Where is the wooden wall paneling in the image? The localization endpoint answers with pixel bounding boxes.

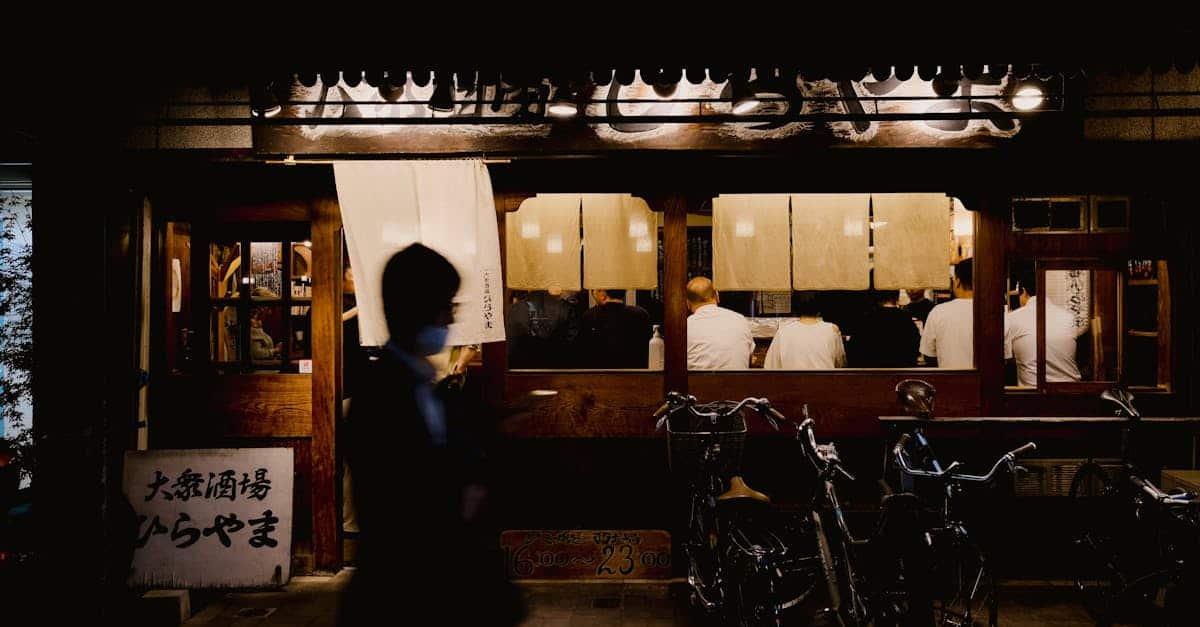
[210,374,313,438]
[500,373,666,437]
[974,197,1007,414]
[213,200,312,223]
[310,196,342,571]
[689,372,982,439]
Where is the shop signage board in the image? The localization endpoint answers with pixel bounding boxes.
[500,529,672,579]
[123,448,293,588]
[255,72,1023,155]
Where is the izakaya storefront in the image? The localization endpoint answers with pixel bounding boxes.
[127,62,1200,580]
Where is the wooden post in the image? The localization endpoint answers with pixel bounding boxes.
[662,193,689,394]
[974,195,1007,415]
[310,196,342,571]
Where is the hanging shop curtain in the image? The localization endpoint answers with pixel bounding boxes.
[712,194,791,290]
[582,194,659,289]
[334,160,505,347]
[872,193,952,290]
[505,194,582,291]
[790,194,870,290]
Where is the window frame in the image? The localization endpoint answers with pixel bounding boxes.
[202,222,312,374]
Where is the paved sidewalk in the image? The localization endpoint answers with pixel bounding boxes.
[182,571,1100,626]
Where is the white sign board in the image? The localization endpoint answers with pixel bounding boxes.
[123,448,294,588]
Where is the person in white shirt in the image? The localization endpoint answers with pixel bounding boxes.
[685,277,754,370]
[1004,268,1083,386]
[764,295,845,370]
[919,258,974,369]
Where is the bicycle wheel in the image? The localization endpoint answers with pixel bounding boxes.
[686,494,724,612]
[811,511,860,627]
[1068,463,1121,622]
[929,537,996,627]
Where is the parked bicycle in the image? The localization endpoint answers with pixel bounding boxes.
[658,393,933,626]
[655,391,804,626]
[892,429,1036,626]
[1069,386,1200,625]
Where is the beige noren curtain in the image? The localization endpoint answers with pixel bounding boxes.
[872,193,952,290]
[582,194,659,289]
[791,194,870,290]
[712,194,791,290]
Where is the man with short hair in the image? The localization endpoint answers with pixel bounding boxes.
[580,289,652,368]
[341,244,523,626]
[904,289,935,325]
[685,276,754,370]
[849,290,920,368]
[919,258,975,369]
[1004,268,1083,386]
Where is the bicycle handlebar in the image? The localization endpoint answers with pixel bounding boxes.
[795,415,856,482]
[1129,474,1200,506]
[653,393,782,431]
[894,436,1036,483]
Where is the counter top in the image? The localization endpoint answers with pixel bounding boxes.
[879,416,1200,424]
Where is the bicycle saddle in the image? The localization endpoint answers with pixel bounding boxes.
[718,475,772,504]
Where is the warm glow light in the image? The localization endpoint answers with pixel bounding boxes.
[870,220,888,230]
[545,235,563,254]
[548,102,578,117]
[628,219,649,238]
[735,219,755,238]
[732,97,760,115]
[521,219,541,239]
[636,237,653,253]
[952,199,974,237]
[1013,86,1044,111]
[843,218,864,237]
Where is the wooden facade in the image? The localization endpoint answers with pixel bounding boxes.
[115,144,1200,576]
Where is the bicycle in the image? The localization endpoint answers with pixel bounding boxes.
[654,392,800,626]
[793,408,936,626]
[892,431,1037,626]
[1069,386,1200,625]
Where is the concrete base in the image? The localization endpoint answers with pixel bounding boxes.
[139,589,191,626]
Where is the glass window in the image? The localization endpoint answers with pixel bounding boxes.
[687,193,973,371]
[203,229,310,373]
[505,194,663,370]
[1004,262,1136,390]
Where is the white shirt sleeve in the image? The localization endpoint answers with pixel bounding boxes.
[742,319,755,368]
[832,327,846,368]
[919,307,938,358]
[1003,312,1014,360]
[764,333,782,370]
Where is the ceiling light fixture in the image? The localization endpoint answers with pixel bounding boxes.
[731,79,759,115]
[1012,83,1045,111]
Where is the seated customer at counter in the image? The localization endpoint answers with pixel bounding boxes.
[920,258,974,369]
[685,276,754,370]
[764,294,846,370]
[848,290,920,367]
[1005,267,1083,386]
[579,289,652,368]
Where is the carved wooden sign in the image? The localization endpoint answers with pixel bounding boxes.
[500,529,672,579]
[255,72,1023,155]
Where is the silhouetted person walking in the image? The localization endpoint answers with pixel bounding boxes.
[339,244,522,626]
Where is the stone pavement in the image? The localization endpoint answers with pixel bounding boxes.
[182,571,1102,626]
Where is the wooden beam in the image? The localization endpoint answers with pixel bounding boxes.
[310,196,342,571]
[974,196,1007,414]
[661,194,689,394]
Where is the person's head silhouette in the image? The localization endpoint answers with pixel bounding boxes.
[382,244,460,354]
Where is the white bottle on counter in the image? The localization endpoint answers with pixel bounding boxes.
[648,325,665,370]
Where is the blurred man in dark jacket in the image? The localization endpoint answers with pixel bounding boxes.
[339,244,522,626]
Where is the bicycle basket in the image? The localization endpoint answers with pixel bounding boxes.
[665,409,748,479]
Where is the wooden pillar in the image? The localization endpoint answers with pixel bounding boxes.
[974,195,1007,415]
[310,196,342,571]
[662,193,689,394]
